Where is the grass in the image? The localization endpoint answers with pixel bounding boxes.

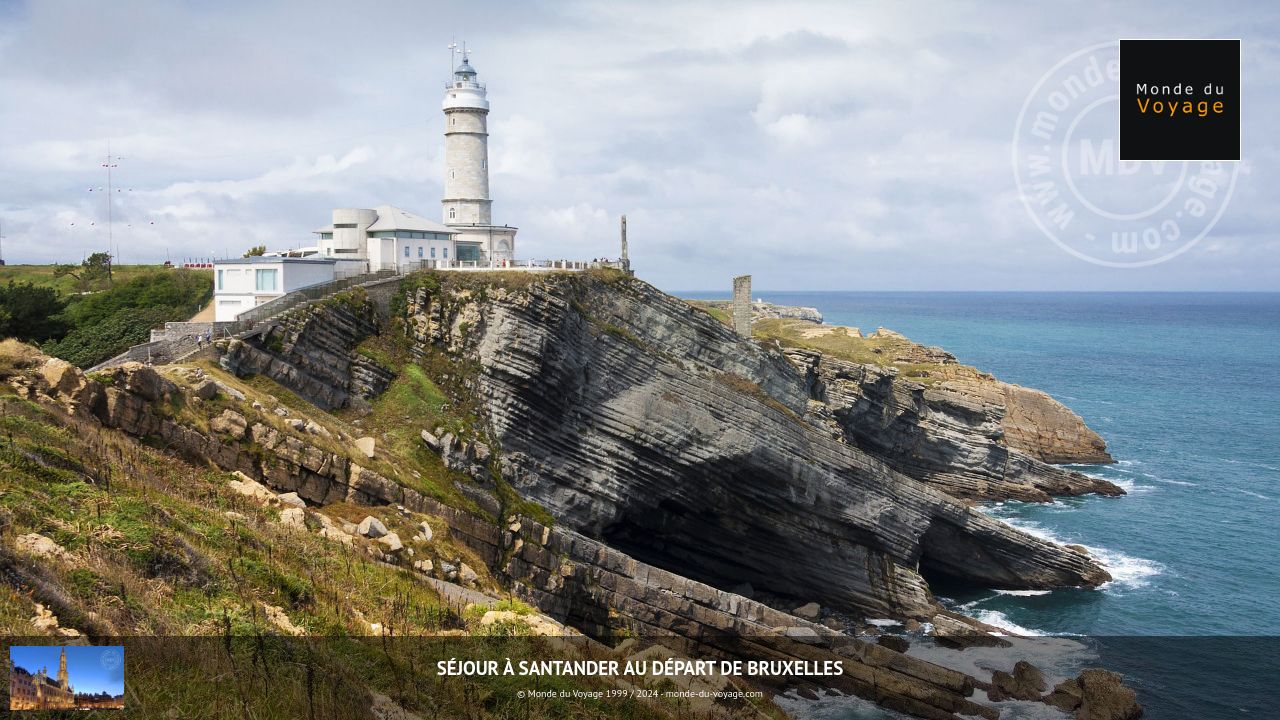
[0,263,171,297]
[752,318,959,384]
[0,378,758,719]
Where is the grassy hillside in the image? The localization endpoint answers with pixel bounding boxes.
[0,264,171,297]
[0,340,763,719]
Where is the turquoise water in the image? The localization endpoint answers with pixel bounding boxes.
[683,291,1280,716]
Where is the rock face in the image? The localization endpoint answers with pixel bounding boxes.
[403,273,1111,618]
[217,293,390,411]
[787,350,1123,502]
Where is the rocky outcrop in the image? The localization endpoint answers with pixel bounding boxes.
[402,273,1111,620]
[1044,669,1143,719]
[753,301,823,324]
[432,503,999,720]
[787,350,1123,502]
[217,292,389,410]
[1001,384,1112,464]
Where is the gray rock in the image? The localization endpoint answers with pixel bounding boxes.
[458,562,478,585]
[420,430,440,450]
[276,492,306,509]
[401,274,1111,619]
[357,516,388,539]
[416,521,433,542]
[209,409,248,438]
[793,602,822,620]
[354,436,376,458]
[377,532,403,553]
[191,379,218,400]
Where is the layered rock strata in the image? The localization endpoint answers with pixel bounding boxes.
[401,273,1111,618]
[786,349,1122,502]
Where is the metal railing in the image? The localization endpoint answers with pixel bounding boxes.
[232,269,396,325]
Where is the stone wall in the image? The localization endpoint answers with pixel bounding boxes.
[732,274,752,337]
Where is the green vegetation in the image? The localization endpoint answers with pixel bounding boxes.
[0,339,768,719]
[752,318,958,384]
[41,269,211,367]
[0,281,67,342]
[0,262,163,297]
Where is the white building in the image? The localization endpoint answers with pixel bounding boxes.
[442,54,518,262]
[212,257,341,322]
[211,45,527,321]
[312,205,460,272]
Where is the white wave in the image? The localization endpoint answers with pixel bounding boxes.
[865,618,901,628]
[1080,544,1163,589]
[1152,477,1197,487]
[1223,458,1280,473]
[1237,489,1273,500]
[994,589,1052,597]
[971,610,1045,636]
[981,514,1163,591]
[1102,476,1156,494]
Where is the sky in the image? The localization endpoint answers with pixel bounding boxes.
[0,0,1277,292]
[9,645,125,696]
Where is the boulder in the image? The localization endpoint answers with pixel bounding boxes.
[16,533,70,561]
[191,379,219,400]
[357,516,388,539]
[458,562,478,585]
[413,559,434,574]
[1076,668,1142,720]
[377,532,404,553]
[227,471,276,504]
[415,521,433,542]
[793,602,822,620]
[210,409,248,438]
[276,492,306,509]
[278,507,306,528]
[213,381,245,401]
[987,660,1045,701]
[421,430,440,451]
[877,635,910,653]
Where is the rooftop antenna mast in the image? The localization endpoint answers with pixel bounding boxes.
[448,40,458,77]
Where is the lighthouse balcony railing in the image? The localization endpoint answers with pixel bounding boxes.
[444,80,486,90]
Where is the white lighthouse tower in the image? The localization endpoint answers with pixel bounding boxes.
[442,47,517,264]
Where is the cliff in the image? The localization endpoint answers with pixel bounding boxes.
[755,321,1114,468]
[0,267,1141,718]
[397,272,1111,620]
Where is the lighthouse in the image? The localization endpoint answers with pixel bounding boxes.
[442,47,517,263]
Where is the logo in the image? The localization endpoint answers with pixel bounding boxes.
[1012,41,1239,268]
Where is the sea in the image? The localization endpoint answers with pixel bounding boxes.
[682,291,1280,718]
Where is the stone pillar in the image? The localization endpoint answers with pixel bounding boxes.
[732,275,752,337]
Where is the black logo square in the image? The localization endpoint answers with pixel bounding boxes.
[1120,39,1240,161]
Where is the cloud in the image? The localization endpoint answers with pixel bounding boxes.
[0,0,1276,290]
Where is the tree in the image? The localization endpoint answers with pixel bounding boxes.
[0,281,67,342]
[53,252,114,291]
[243,245,267,257]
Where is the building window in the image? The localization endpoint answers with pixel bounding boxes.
[216,269,223,291]
[404,246,410,258]
[255,268,278,292]
[319,232,333,239]
[451,117,455,126]
[450,170,455,179]
[430,247,436,258]
[443,247,448,259]
[482,160,486,169]
[417,246,424,258]
[333,223,357,229]
[449,207,456,220]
